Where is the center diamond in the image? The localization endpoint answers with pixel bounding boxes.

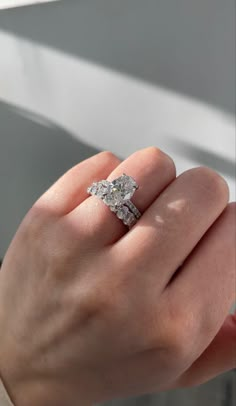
[103,174,138,207]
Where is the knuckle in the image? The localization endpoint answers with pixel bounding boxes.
[163,325,195,365]
[21,204,48,241]
[186,166,229,201]
[226,201,236,214]
[75,283,114,325]
[165,321,194,361]
[160,301,198,363]
[100,150,120,165]
[147,147,176,177]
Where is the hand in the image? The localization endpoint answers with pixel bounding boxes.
[0,147,235,406]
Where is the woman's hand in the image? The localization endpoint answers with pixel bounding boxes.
[0,147,235,406]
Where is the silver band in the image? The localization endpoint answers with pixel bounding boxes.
[112,205,138,228]
[124,200,142,219]
[87,173,142,228]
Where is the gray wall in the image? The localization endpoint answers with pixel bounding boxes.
[0,0,235,114]
[0,102,100,258]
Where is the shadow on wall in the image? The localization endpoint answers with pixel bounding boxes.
[162,136,236,179]
[0,0,235,115]
[0,101,100,258]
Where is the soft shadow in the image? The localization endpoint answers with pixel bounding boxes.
[163,135,236,179]
[0,0,235,115]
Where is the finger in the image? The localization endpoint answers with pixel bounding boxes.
[175,313,236,387]
[114,166,229,287]
[68,147,176,246]
[35,151,121,215]
[166,202,236,353]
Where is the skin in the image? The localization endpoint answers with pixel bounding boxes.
[0,147,235,406]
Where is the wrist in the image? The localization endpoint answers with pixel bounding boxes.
[0,351,92,406]
[0,374,92,406]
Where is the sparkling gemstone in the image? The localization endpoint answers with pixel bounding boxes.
[117,206,130,219]
[123,211,136,226]
[109,205,117,212]
[95,180,110,198]
[103,174,137,206]
[115,205,136,226]
[87,183,98,195]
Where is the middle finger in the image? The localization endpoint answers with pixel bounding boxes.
[113,166,229,288]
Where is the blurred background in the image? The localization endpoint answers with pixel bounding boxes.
[0,1,235,405]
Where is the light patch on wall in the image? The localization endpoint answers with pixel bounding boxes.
[0,29,235,199]
[0,0,59,9]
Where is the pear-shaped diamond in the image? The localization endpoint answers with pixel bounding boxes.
[96,180,111,198]
[88,180,110,198]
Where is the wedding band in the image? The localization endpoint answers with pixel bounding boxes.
[87,174,142,228]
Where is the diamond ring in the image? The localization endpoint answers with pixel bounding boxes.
[87,174,142,228]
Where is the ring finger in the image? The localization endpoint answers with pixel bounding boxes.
[67,147,176,246]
